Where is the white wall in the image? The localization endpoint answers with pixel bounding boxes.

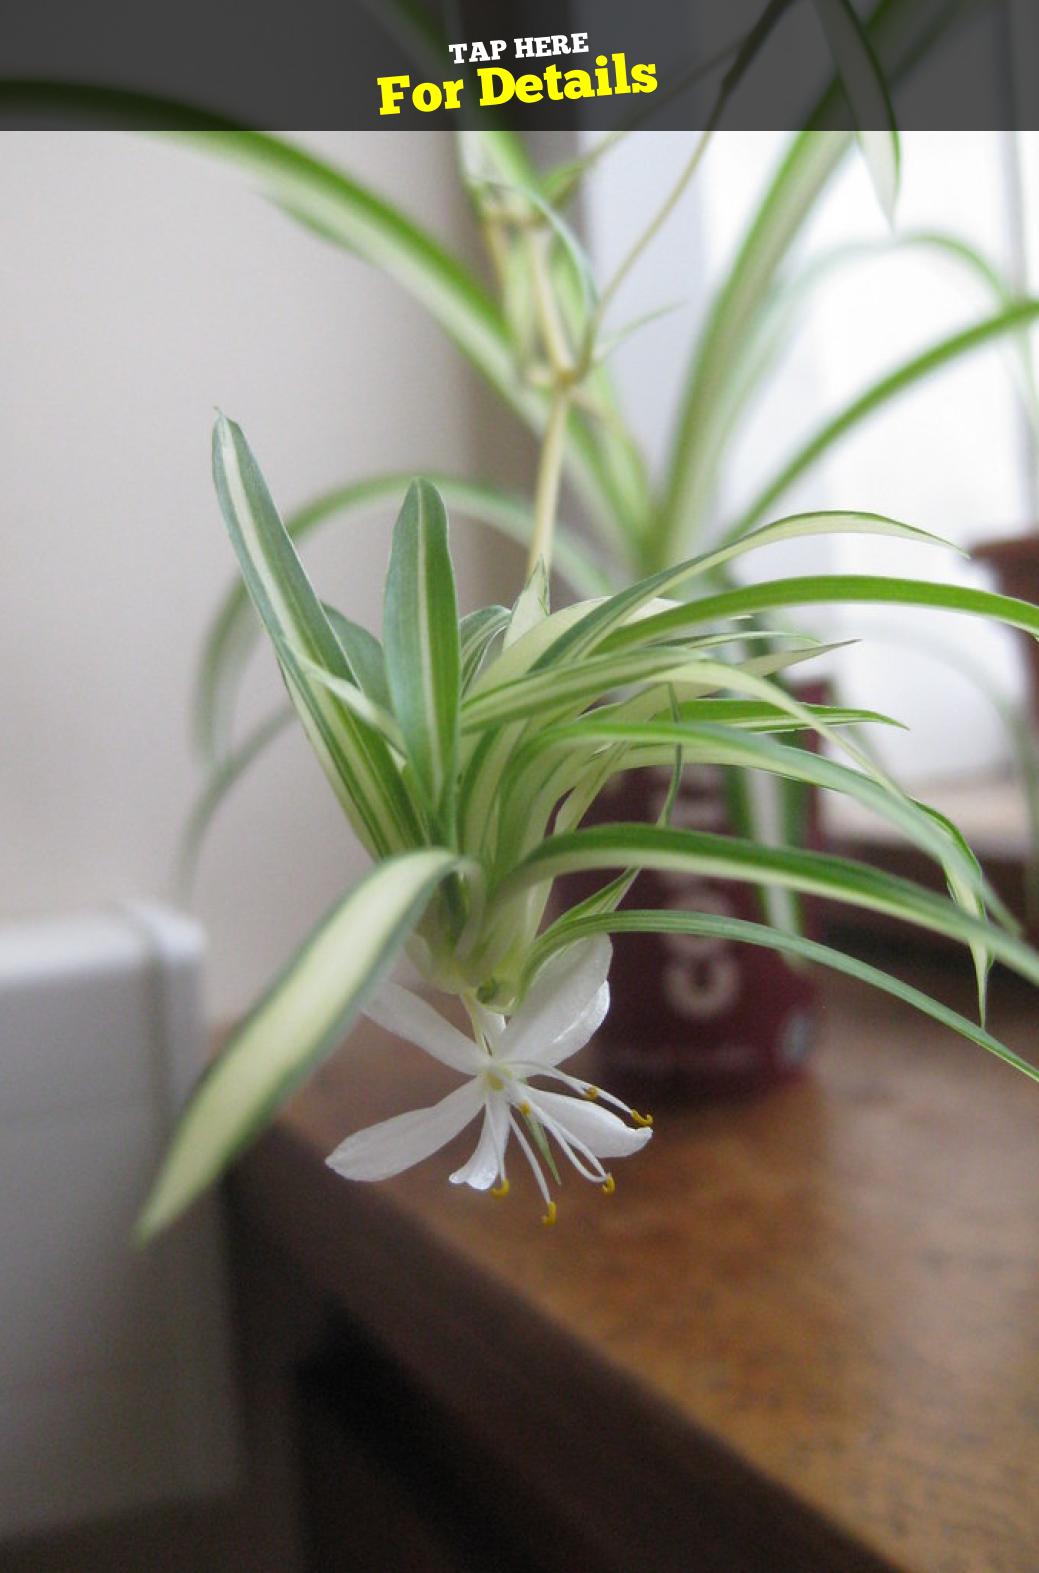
[0,132,506,1018]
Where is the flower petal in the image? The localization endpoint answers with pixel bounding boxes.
[523,1087,651,1159]
[364,982,484,1074]
[469,1000,506,1049]
[504,938,612,1066]
[326,1082,483,1181]
[450,1094,510,1190]
[534,982,610,1068]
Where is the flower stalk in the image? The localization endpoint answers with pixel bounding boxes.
[527,385,572,578]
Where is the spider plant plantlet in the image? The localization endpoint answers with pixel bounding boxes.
[137,414,1039,1241]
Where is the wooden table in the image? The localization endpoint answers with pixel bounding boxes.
[229,962,1039,1573]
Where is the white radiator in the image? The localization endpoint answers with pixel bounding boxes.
[0,903,239,1539]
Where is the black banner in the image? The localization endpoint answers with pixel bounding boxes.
[0,0,1032,131]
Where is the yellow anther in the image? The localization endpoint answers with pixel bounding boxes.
[519,1100,532,1116]
[492,1178,510,1198]
[631,1109,654,1128]
[541,1201,558,1227]
[582,1085,600,1101]
[601,1173,616,1196]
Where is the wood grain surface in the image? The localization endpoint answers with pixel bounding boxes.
[230,960,1039,1573]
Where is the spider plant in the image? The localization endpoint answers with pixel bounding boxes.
[152,0,1038,779]
[137,412,1039,1238]
[0,2,1018,767]
[17,0,1026,1231]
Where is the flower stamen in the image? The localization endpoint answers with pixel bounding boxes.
[631,1109,653,1128]
[601,1173,616,1195]
[492,1177,510,1198]
[509,1112,554,1209]
[542,1200,558,1227]
[507,1061,638,1122]
[527,1100,607,1185]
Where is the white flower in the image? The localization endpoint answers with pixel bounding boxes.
[326,939,652,1224]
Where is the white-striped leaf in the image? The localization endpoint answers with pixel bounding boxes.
[532,511,954,674]
[194,472,609,767]
[212,416,420,855]
[459,606,510,691]
[528,909,1039,1084]
[136,849,462,1240]
[383,481,461,826]
[811,0,901,222]
[658,0,946,561]
[324,607,390,710]
[504,558,550,650]
[602,575,1039,653]
[496,824,1039,992]
[724,303,1039,542]
[505,718,1000,918]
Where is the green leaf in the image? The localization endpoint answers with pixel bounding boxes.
[810,0,901,222]
[724,302,1039,543]
[486,646,878,810]
[168,130,630,540]
[303,660,405,751]
[459,606,510,692]
[533,510,955,672]
[594,299,688,364]
[603,574,1039,652]
[658,0,995,563]
[195,133,521,390]
[504,558,550,650]
[623,697,904,733]
[383,480,461,826]
[777,228,1024,330]
[512,718,1001,918]
[529,909,1039,1084]
[0,104,630,544]
[462,644,754,732]
[211,415,421,855]
[480,174,599,319]
[551,692,685,925]
[456,128,540,193]
[466,635,860,743]
[498,693,900,816]
[496,823,1039,991]
[177,708,294,893]
[922,801,993,1020]
[718,226,1039,481]
[194,472,609,767]
[659,131,852,563]
[323,607,390,710]
[136,849,462,1240]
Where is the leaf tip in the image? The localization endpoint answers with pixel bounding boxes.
[131,1190,167,1249]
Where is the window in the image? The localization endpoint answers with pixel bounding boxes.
[581,129,1036,783]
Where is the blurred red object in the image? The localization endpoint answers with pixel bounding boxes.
[567,683,827,1100]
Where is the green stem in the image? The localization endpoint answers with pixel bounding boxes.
[521,222,579,582]
[527,389,572,578]
[527,226,573,376]
[593,127,714,331]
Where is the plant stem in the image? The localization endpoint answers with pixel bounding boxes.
[594,126,714,329]
[591,0,782,338]
[544,26,750,205]
[527,227,573,377]
[527,387,571,577]
[521,224,578,582]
